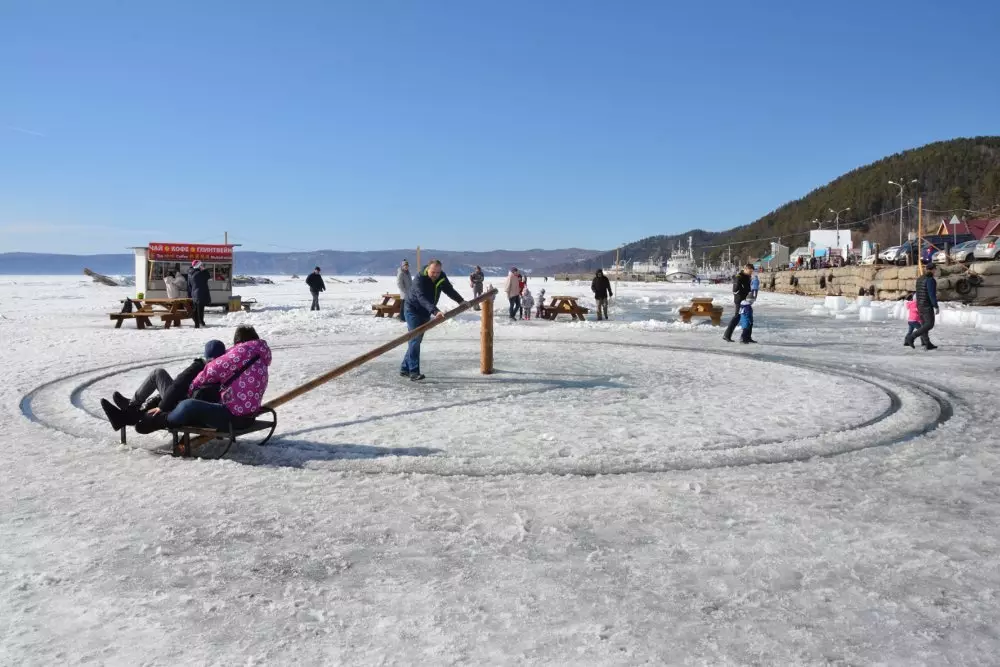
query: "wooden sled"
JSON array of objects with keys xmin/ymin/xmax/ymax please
[{"xmin": 118, "ymin": 407, "xmax": 278, "ymax": 460}]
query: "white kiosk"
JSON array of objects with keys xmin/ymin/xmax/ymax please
[{"xmin": 132, "ymin": 242, "xmax": 235, "ymax": 306}]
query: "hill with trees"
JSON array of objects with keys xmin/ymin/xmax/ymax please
[{"xmin": 539, "ymin": 136, "xmax": 1000, "ymax": 274}]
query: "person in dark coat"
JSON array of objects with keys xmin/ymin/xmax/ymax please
[
  {"xmin": 99, "ymin": 340, "xmax": 227, "ymax": 430},
  {"xmin": 400, "ymin": 260, "xmax": 465, "ymax": 381},
  {"xmin": 591, "ymin": 269, "xmax": 613, "ymax": 320},
  {"xmin": 306, "ymin": 266, "xmax": 326, "ymax": 311},
  {"xmin": 723, "ymin": 264, "xmax": 755, "ymax": 342},
  {"xmin": 905, "ymin": 265, "xmax": 940, "ymax": 350},
  {"xmin": 187, "ymin": 261, "xmax": 211, "ymax": 328}
]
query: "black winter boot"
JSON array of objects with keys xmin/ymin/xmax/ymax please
[
  {"xmin": 112, "ymin": 391, "xmax": 145, "ymax": 426},
  {"xmin": 112, "ymin": 391, "xmax": 131, "ymax": 411},
  {"xmin": 100, "ymin": 399, "xmax": 127, "ymax": 431}
]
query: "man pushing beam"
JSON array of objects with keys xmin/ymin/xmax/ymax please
[{"xmin": 400, "ymin": 258, "xmax": 467, "ymax": 381}]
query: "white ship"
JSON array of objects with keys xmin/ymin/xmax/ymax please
[{"xmin": 664, "ymin": 236, "xmax": 698, "ymax": 282}]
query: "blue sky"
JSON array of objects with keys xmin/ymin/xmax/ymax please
[{"xmin": 2, "ymin": 0, "xmax": 998, "ymax": 254}]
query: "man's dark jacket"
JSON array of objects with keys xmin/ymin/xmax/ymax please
[
  {"xmin": 915, "ymin": 274, "xmax": 938, "ymax": 310},
  {"xmin": 591, "ymin": 274, "xmax": 613, "ymax": 299},
  {"xmin": 187, "ymin": 268, "xmax": 211, "ymax": 304},
  {"xmin": 732, "ymin": 272, "xmax": 751, "ymax": 305},
  {"xmin": 306, "ymin": 273, "xmax": 326, "ymax": 293},
  {"xmin": 406, "ymin": 269, "xmax": 464, "ymax": 318}
]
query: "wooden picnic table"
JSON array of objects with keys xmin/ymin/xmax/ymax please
[
  {"xmin": 111, "ymin": 297, "xmax": 194, "ymax": 329},
  {"xmin": 679, "ymin": 297, "xmax": 724, "ymax": 326},
  {"xmin": 372, "ymin": 293, "xmax": 403, "ymax": 318},
  {"xmin": 539, "ymin": 295, "xmax": 589, "ymax": 321}
]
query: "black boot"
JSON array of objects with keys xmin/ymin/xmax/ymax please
[
  {"xmin": 112, "ymin": 391, "xmax": 144, "ymax": 426},
  {"xmin": 100, "ymin": 399, "xmax": 127, "ymax": 431},
  {"xmin": 135, "ymin": 412, "xmax": 169, "ymax": 434},
  {"xmin": 112, "ymin": 391, "xmax": 131, "ymax": 411}
]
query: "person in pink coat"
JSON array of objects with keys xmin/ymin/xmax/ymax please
[{"xmin": 136, "ymin": 325, "xmax": 272, "ymax": 433}]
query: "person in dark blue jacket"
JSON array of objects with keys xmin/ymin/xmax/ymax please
[
  {"xmin": 400, "ymin": 260, "xmax": 466, "ymax": 381},
  {"xmin": 186, "ymin": 261, "xmax": 212, "ymax": 328},
  {"xmin": 905, "ymin": 265, "xmax": 940, "ymax": 350}
]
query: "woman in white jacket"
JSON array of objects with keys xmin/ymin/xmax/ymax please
[{"xmin": 164, "ymin": 271, "xmax": 187, "ymax": 299}]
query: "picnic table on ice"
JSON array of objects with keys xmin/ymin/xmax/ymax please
[
  {"xmin": 110, "ymin": 297, "xmax": 194, "ymax": 329},
  {"xmin": 372, "ymin": 293, "xmax": 403, "ymax": 318},
  {"xmin": 679, "ymin": 297, "xmax": 724, "ymax": 326},
  {"xmin": 539, "ymin": 295, "xmax": 589, "ymax": 321}
]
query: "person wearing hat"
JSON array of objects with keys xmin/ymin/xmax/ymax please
[
  {"xmin": 186, "ymin": 259, "xmax": 212, "ymax": 328},
  {"xmin": 396, "ymin": 260, "xmax": 412, "ymax": 322},
  {"xmin": 591, "ymin": 269, "xmax": 613, "ymax": 321},
  {"xmin": 99, "ymin": 340, "xmax": 228, "ymax": 431},
  {"xmin": 905, "ymin": 264, "xmax": 940, "ymax": 350},
  {"xmin": 306, "ymin": 266, "xmax": 326, "ymax": 311}
]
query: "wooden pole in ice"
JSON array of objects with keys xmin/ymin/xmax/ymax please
[{"xmin": 480, "ymin": 294, "xmax": 494, "ymax": 375}]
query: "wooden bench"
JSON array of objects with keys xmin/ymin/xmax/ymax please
[
  {"xmin": 109, "ymin": 312, "xmax": 153, "ymax": 329},
  {"xmin": 117, "ymin": 407, "xmax": 278, "ymax": 459},
  {"xmin": 539, "ymin": 296, "xmax": 589, "ymax": 321},
  {"xmin": 679, "ymin": 298, "xmax": 724, "ymax": 326},
  {"xmin": 372, "ymin": 293, "xmax": 403, "ymax": 318}
]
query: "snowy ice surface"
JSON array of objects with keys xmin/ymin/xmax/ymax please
[{"xmin": 2, "ymin": 275, "xmax": 1000, "ymax": 665}]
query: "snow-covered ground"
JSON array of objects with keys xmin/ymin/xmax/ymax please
[{"xmin": 2, "ymin": 275, "xmax": 1000, "ymax": 665}]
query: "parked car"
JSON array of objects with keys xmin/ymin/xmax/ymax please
[
  {"xmin": 947, "ymin": 239, "xmax": 980, "ymax": 263},
  {"xmin": 879, "ymin": 246, "xmax": 902, "ymax": 262},
  {"xmin": 974, "ymin": 235, "xmax": 1000, "ymax": 261},
  {"xmin": 895, "ymin": 234, "xmax": 975, "ymax": 265}
]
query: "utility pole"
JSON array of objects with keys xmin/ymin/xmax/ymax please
[{"xmin": 889, "ymin": 179, "xmax": 918, "ymax": 246}]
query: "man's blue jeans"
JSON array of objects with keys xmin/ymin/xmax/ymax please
[{"xmin": 401, "ymin": 309, "xmax": 430, "ymax": 375}]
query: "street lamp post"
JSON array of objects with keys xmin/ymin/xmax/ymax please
[
  {"xmin": 829, "ymin": 207, "xmax": 851, "ymax": 257},
  {"xmin": 888, "ymin": 179, "xmax": 918, "ymax": 246}
]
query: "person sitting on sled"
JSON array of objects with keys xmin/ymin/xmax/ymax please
[
  {"xmin": 102, "ymin": 326, "xmax": 272, "ymax": 434},
  {"xmin": 100, "ymin": 339, "xmax": 227, "ymax": 430}
]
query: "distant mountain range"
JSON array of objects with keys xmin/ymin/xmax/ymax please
[{"xmin": 0, "ymin": 248, "xmax": 600, "ymax": 277}]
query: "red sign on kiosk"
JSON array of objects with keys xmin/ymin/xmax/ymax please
[{"xmin": 148, "ymin": 243, "xmax": 233, "ymax": 262}]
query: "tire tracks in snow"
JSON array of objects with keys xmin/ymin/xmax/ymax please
[{"xmin": 18, "ymin": 338, "xmax": 959, "ymax": 475}]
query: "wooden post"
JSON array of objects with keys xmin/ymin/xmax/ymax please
[
  {"xmin": 917, "ymin": 197, "xmax": 923, "ymax": 269},
  {"xmin": 416, "ymin": 246, "xmax": 421, "ymax": 270},
  {"xmin": 480, "ymin": 296, "xmax": 494, "ymax": 375}
]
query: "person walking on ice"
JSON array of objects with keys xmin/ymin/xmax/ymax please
[
  {"xmin": 591, "ymin": 269, "xmax": 613, "ymax": 320},
  {"xmin": 738, "ymin": 297, "xmax": 755, "ymax": 344},
  {"xmin": 399, "ymin": 259, "xmax": 466, "ymax": 381},
  {"xmin": 536, "ymin": 288, "xmax": 546, "ymax": 318},
  {"xmin": 503, "ymin": 267, "xmax": 522, "ymax": 321},
  {"xmin": 306, "ymin": 266, "xmax": 326, "ymax": 311},
  {"xmin": 905, "ymin": 265, "xmax": 939, "ymax": 350},
  {"xmin": 396, "ymin": 260, "xmax": 412, "ymax": 322},
  {"xmin": 724, "ymin": 264, "xmax": 754, "ymax": 342},
  {"xmin": 905, "ymin": 294, "xmax": 921, "ymax": 340},
  {"xmin": 750, "ymin": 270, "xmax": 760, "ymax": 299},
  {"xmin": 470, "ymin": 265, "xmax": 485, "ymax": 311}
]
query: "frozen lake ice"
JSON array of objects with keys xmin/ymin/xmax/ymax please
[{"xmin": 2, "ymin": 274, "xmax": 1000, "ymax": 664}]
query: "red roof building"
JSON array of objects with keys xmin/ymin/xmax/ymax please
[{"xmin": 935, "ymin": 217, "xmax": 1000, "ymax": 240}]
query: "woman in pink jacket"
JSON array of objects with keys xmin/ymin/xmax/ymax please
[{"xmin": 136, "ymin": 325, "xmax": 272, "ymax": 433}]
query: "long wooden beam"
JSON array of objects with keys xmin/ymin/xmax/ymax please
[
  {"xmin": 186, "ymin": 287, "xmax": 500, "ymax": 453},
  {"xmin": 263, "ymin": 287, "xmax": 498, "ymax": 410}
]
